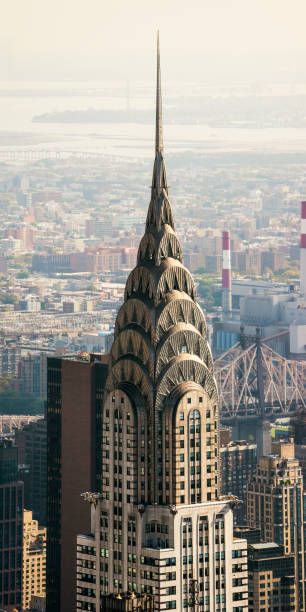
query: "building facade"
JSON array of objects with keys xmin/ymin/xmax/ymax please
[
  {"xmin": 220, "ymin": 440, "xmax": 257, "ymax": 525},
  {"xmin": 77, "ymin": 494, "xmax": 248, "ymax": 611},
  {"xmin": 0, "ymin": 439, "xmax": 23, "ymax": 611},
  {"xmin": 23, "ymin": 509, "xmax": 46, "ymax": 610},
  {"xmin": 247, "ymin": 442, "xmax": 306, "ymax": 610},
  {"xmin": 0, "ymin": 340, "xmax": 21, "ymax": 377},
  {"xmin": 76, "ymin": 38, "xmax": 248, "ymax": 612},
  {"xmin": 46, "ymin": 354, "xmax": 108, "ymax": 612},
  {"xmin": 18, "ymin": 353, "xmax": 48, "ymax": 400},
  {"xmin": 248, "ymin": 542, "xmax": 296, "ymax": 612},
  {"xmin": 15, "ymin": 418, "xmax": 47, "ymax": 526}
]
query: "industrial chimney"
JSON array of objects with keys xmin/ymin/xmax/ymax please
[
  {"xmin": 300, "ymin": 201, "xmax": 306, "ymax": 297},
  {"xmin": 222, "ymin": 230, "xmax": 232, "ymax": 315}
]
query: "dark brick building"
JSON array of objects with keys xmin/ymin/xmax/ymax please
[{"xmin": 46, "ymin": 353, "xmax": 108, "ymax": 612}]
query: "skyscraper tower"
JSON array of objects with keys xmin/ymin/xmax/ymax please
[
  {"xmin": 76, "ymin": 36, "xmax": 248, "ymax": 612},
  {"xmin": 106, "ymin": 32, "xmax": 219, "ymax": 508}
]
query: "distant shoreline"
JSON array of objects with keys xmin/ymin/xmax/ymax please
[{"xmin": 32, "ymin": 98, "xmax": 306, "ymax": 128}]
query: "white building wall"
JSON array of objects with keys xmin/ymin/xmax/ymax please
[{"xmin": 290, "ymin": 323, "xmax": 306, "ymax": 355}]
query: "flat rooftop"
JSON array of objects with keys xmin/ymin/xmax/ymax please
[{"xmin": 251, "ymin": 542, "xmax": 279, "ymax": 550}]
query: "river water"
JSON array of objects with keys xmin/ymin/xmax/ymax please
[{"xmin": 1, "ymin": 81, "xmax": 306, "ymax": 158}]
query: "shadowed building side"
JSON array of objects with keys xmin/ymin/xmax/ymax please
[{"xmin": 46, "ymin": 354, "xmax": 108, "ymax": 612}]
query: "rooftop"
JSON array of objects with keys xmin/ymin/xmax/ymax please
[{"xmin": 251, "ymin": 542, "xmax": 279, "ymax": 550}]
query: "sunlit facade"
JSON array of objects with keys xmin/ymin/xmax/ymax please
[
  {"xmin": 23, "ymin": 509, "xmax": 46, "ymax": 610},
  {"xmin": 247, "ymin": 442, "xmax": 306, "ymax": 611}
]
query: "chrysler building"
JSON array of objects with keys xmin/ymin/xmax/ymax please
[{"xmin": 76, "ymin": 36, "xmax": 248, "ymax": 612}]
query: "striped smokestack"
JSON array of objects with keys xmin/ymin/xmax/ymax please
[
  {"xmin": 300, "ymin": 201, "xmax": 306, "ymax": 297},
  {"xmin": 222, "ymin": 230, "xmax": 232, "ymax": 314}
]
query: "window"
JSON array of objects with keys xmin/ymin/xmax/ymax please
[
  {"xmin": 166, "ymin": 586, "xmax": 176, "ymax": 595},
  {"xmin": 165, "ymin": 557, "xmax": 176, "ymax": 566},
  {"xmin": 232, "ymin": 550, "xmax": 242, "ymax": 559},
  {"xmin": 215, "ymin": 551, "xmax": 225, "ymax": 560},
  {"xmin": 233, "ymin": 593, "xmax": 243, "ymax": 601}
]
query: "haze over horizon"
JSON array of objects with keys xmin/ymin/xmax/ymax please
[{"xmin": 2, "ymin": 0, "xmax": 306, "ymax": 85}]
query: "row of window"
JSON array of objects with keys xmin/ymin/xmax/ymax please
[
  {"xmin": 145, "ymin": 522, "xmax": 169, "ymax": 534},
  {"xmin": 77, "ymin": 545, "xmax": 96, "ymax": 556}
]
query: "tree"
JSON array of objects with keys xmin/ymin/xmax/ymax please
[
  {"xmin": 0, "ymin": 292, "xmax": 17, "ymax": 304},
  {"xmin": 16, "ymin": 271, "xmax": 29, "ymax": 279}
]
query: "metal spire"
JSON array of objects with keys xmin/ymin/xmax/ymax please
[
  {"xmin": 152, "ymin": 31, "xmax": 167, "ymax": 193},
  {"xmin": 155, "ymin": 31, "xmax": 163, "ymax": 154}
]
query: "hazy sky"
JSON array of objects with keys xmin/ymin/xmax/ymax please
[{"xmin": 2, "ymin": 0, "xmax": 306, "ymax": 83}]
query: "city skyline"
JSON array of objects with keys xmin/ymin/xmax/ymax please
[{"xmin": 1, "ymin": 7, "xmax": 306, "ymax": 612}]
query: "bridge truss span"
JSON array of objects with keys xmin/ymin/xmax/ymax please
[
  {"xmin": 214, "ymin": 336, "xmax": 306, "ymax": 420},
  {"xmin": 0, "ymin": 415, "xmax": 42, "ymax": 434}
]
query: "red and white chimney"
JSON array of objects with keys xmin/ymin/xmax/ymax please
[
  {"xmin": 222, "ymin": 230, "xmax": 232, "ymax": 314},
  {"xmin": 300, "ymin": 201, "xmax": 306, "ymax": 297}
]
